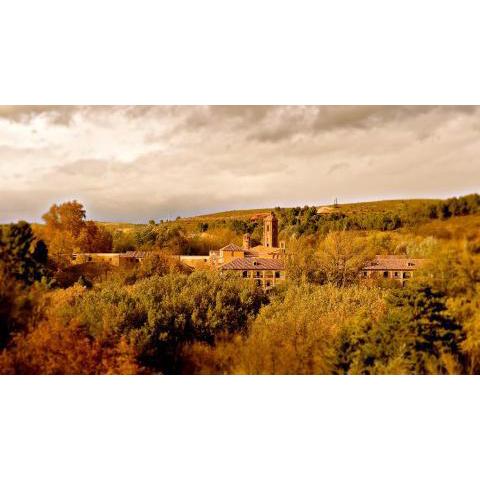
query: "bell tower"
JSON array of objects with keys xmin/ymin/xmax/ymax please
[
  {"xmin": 243, "ymin": 233, "xmax": 252, "ymax": 250},
  {"xmin": 263, "ymin": 212, "xmax": 278, "ymax": 248}
]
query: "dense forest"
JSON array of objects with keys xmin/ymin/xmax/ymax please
[{"xmin": 1, "ymin": 194, "xmax": 480, "ymax": 374}]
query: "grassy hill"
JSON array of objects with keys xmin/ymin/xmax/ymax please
[
  {"xmin": 335, "ymin": 198, "xmax": 439, "ymax": 215},
  {"xmin": 180, "ymin": 199, "xmax": 439, "ymax": 222},
  {"xmin": 411, "ymin": 212, "xmax": 480, "ymax": 240}
]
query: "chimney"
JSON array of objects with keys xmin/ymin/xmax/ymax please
[{"xmin": 243, "ymin": 233, "xmax": 252, "ymax": 250}]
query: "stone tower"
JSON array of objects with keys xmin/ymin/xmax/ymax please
[
  {"xmin": 243, "ymin": 233, "xmax": 252, "ymax": 250},
  {"xmin": 263, "ymin": 212, "xmax": 278, "ymax": 248}
]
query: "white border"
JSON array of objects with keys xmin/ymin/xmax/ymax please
[
  {"xmin": 1, "ymin": 376, "xmax": 479, "ymax": 480},
  {"xmin": 1, "ymin": 1, "xmax": 480, "ymax": 104},
  {"xmin": 1, "ymin": 1, "xmax": 480, "ymax": 479}
]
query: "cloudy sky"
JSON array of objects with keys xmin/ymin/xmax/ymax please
[{"xmin": 0, "ymin": 105, "xmax": 479, "ymax": 223}]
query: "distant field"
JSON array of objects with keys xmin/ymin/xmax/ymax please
[
  {"xmin": 337, "ymin": 198, "xmax": 439, "ymax": 215},
  {"xmin": 181, "ymin": 208, "xmax": 271, "ymax": 222}
]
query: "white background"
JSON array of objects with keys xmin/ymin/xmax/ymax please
[{"xmin": 1, "ymin": 1, "xmax": 480, "ymax": 479}]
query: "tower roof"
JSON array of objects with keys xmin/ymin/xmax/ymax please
[{"xmin": 363, "ymin": 255, "xmax": 426, "ymax": 271}]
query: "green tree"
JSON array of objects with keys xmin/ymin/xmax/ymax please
[
  {"xmin": 390, "ymin": 286, "xmax": 463, "ymax": 373},
  {"xmin": 337, "ymin": 284, "xmax": 464, "ymax": 374},
  {"xmin": 0, "ymin": 221, "xmax": 51, "ymax": 285},
  {"xmin": 56, "ymin": 272, "xmax": 268, "ymax": 373}
]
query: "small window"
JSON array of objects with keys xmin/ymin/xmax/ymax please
[
  {"xmin": 363, "ymin": 271, "xmax": 368, "ymax": 277},
  {"xmin": 383, "ymin": 271, "xmax": 389, "ymax": 278},
  {"xmin": 394, "ymin": 271, "xmax": 400, "ymax": 277},
  {"xmin": 242, "ymin": 271, "xmax": 248, "ymax": 278},
  {"xmin": 275, "ymin": 271, "xmax": 280, "ymax": 278}
]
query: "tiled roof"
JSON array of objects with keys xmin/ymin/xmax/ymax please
[
  {"xmin": 363, "ymin": 255, "xmax": 426, "ymax": 271},
  {"xmin": 220, "ymin": 257, "xmax": 285, "ymax": 271},
  {"xmin": 220, "ymin": 243, "xmax": 245, "ymax": 252},
  {"xmin": 122, "ymin": 251, "xmax": 148, "ymax": 258}
]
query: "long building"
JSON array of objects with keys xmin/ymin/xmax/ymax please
[
  {"xmin": 220, "ymin": 257, "xmax": 285, "ymax": 290},
  {"xmin": 361, "ymin": 255, "xmax": 426, "ymax": 286}
]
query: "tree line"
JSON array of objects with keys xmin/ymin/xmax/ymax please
[
  {"xmin": 2, "ymin": 216, "xmax": 480, "ymax": 374},
  {"xmin": 1, "ymin": 197, "xmax": 480, "ymax": 374}
]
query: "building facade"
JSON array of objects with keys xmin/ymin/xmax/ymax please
[
  {"xmin": 71, "ymin": 251, "xmax": 146, "ymax": 267},
  {"xmin": 361, "ymin": 255, "xmax": 425, "ymax": 286},
  {"xmin": 220, "ymin": 257, "xmax": 285, "ymax": 290}
]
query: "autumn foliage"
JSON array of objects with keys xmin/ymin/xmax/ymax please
[
  {"xmin": 2, "ymin": 197, "xmax": 480, "ymax": 374},
  {"xmin": 42, "ymin": 200, "xmax": 112, "ymax": 254},
  {"xmin": 0, "ymin": 318, "xmax": 139, "ymax": 374}
]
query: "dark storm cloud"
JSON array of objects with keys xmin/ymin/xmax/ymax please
[{"xmin": 248, "ymin": 106, "xmax": 480, "ymax": 143}]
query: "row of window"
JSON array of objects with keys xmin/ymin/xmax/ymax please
[
  {"xmin": 242, "ymin": 270, "xmax": 282, "ymax": 279},
  {"xmin": 362, "ymin": 270, "xmax": 412, "ymax": 279}
]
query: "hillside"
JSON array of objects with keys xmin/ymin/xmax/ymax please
[
  {"xmin": 5, "ymin": 194, "xmax": 480, "ymax": 253},
  {"xmin": 181, "ymin": 199, "xmax": 439, "ymax": 223},
  {"xmin": 411, "ymin": 212, "xmax": 480, "ymax": 240}
]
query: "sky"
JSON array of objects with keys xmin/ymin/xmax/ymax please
[{"xmin": 0, "ymin": 105, "xmax": 479, "ymax": 223}]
